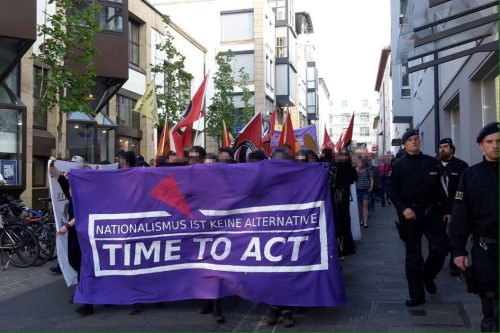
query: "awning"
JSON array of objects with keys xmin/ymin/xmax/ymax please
[
  {"xmin": 66, "ymin": 111, "xmax": 97, "ymax": 124},
  {"xmin": 396, "ymin": 0, "xmax": 498, "ymax": 72}
]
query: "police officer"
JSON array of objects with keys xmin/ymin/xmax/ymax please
[
  {"xmin": 450, "ymin": 122, "xmax": 499, "ymax": 332},
  {"xmin": 436, "ymin": 138, "xmax": 469, "ymax": 276},
  {"xmin": 388, "ymin": 129, "xmax": 449, "ymax": 307}
]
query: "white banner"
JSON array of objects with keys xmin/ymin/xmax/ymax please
[{"xmin": 48, "ymin": 160, "xmax": 118, "ymax": 286}]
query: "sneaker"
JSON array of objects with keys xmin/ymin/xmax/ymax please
[
  {"xmin": 265, "ymin": 307, "xmax": 281, "ymax": 326},
  {"xmin": 213, "ymin": 312, "xmax": 226, "ymax": 324},
  {"xmin": 49, "ymin": 265, "xmax": 62, "ymax": 274},
  {"xmin": 281, "ymin": 310, "xmax": 295, "ymax": 327}
]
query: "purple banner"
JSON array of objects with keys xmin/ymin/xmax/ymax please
[
  {"xmin": 272, "ymin": 124, "xmax": 318, "ymax": 151},
  {"xmin": 69, "ymin": 160, "xmax": 346, "ymax": 306}
]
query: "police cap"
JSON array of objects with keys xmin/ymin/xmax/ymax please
[
  {"xmin": 438, "ymin": 137, "xmax": 455, "ymax": 150},
  {"xmin": 476, "ymin": 122, "xmax": 499, "ymax": 143},
  {"xmin": 401, "ymin": 129, "xmax": 419, "ymax": 145}
]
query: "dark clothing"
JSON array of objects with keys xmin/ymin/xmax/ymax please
[
  {"xmin": 388, "ymin": 152, "xmax": 448, "ymax": 214},
  {"xmin": 450, "ymin": 159, "xmax": 499, "ymax": 257},
  {"xmin": 329, "ymin": 161, "xmax": 357, "ymax": 256},
  {"xmin": 57, "ymin": 175, "xmax": 81, "ymax": 273},
  {"xmin": 388, "ymin": 151, "xmax": 449, "ymax": 300},
  {"xmin": 437, "ymin": 156, "xmax": 469, "ymax": 212},
  {"xmin": 438, "ymin": 156, "xmax": 468, "ymax": 273},
  {"xmin": 450, "ymin": 159, "xmax": 499, "ymax": 332}
]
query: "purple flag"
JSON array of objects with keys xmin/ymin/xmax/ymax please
[
  {"xmin": 69, "ymin": 160, "xmax": 346, "ymax": 306},
  {"xmin": 272, "ymin": 124, "xmax": 318, "ymax": 151}
]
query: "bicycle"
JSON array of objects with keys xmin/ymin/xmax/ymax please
[{"xmin": 0, "ymin": 204, "xmax": 40, "ymax": 269}]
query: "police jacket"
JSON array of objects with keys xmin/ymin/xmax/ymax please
[
  {"xmin": 388, "ymin": 151, "xmax": 447, "ymax": 215},
  {"xmin": 449, "ymin": 158, "xmax": 499, "ymax": 257},
  {"xmin": 437, "ymin": 156, "xmax": 469, "ymax": 211}
]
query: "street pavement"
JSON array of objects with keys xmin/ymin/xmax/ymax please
[{"xmin": 0, "ymin": 203, "xmax": 483, "ymax": 332}]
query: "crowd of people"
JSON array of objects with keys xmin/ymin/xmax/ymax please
[{"xmin": 45, "ymin": 121, "xmax": 498, "ymax": 331}]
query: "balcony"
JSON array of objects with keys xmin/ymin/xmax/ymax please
[{"xmin": 0, "ymin": 0, "xmax": 36, "ymax": 84}]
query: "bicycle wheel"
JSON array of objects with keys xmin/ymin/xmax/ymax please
[
  {"xmin": 30, "ymin": 222, "xmax": 56, "ymax": 266},
  {"xmin": 0, "ymin": 224, "xmax": 40, "ymax": 267}
]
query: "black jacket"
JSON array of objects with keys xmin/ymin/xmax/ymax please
[
  {"xmin": 449, "ymin": 159, "xmax": 499, "ymax": 257},
  {"xmin": 388, "ymin": 151, "xmax": 447, "ymax": 215},
  {"xmin": 437, "ymin": 156, "xmax": 469, "ymax": 212}
]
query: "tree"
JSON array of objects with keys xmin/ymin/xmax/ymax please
[
  {"xmin": 151, "ymin": 15, "xmax": 193, "ymax": 126},
  {"xmin": 33, "ymin": 0, "xmax": 100, "ymax": 158},
  {"xmin": 237, "ymin": 67, "xmax": 254, "ymax": 127},
  {"xmin": 206, "ymin": 51, "xmax": 236, "ymax": 146}
]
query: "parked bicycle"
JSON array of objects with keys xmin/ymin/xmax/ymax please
[{"xmin": 0, "ymin": 204, "xmax": 40, "ymax": 269}]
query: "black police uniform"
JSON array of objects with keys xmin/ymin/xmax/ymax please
[
  {"xmin": 437, "ymin": 155, "xmax": 468, "ymax": 274},
  {"xmin": 450, "ymin": 158, "xmax": 499, "ymax": 332},
  {"xmin": 388, "ymin": 151, "xmax": 449, "ymax": 304}
]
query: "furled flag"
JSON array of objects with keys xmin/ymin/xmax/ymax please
[
  {"xmin": 334, "ymin": 133, "xmax": 343, "ymax": 153},
  {"xmin": 322, "ymin": 126, "xmax": 335, "ymax": 151},
  {"xmin": 172, "ymin": 75, "xmax": 208, "ymax": 155},
  {"xmin": 233, "ymin": 112, "xmax": 263, "ymax": 162},
  {"xmin": 156, "ymin": 120, "xmax": 170, "ymax": 162},
  {"xmin": 340, "ymin": 113, "xmax": 355, "ymax": 151},
  {"xmin": 262, "ymin": 106, "xmax": 277, "ymax": 157},
  {"xmin": 222, "ymin": 119, "xmax": 232, "ymax": 148},
  {"xmin": 277, "ymin": 110, "xmax": 296, "ymax": 156},
  {"xmin": 133, "ymin": 80, "xmax": 158, "ymax": 124}
]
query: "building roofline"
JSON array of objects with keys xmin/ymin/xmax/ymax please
[
  {"xmin": 141, "ymin": 0, "xmax": 207, "ymax": 53},
  {"xmin": 374, "ymin": 45, "xmax": 391, "ymax": 92}
]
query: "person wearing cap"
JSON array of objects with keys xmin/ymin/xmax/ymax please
[
  {"xmin": 449, "ymin": 122, "xmax": 499, "ymax": 332},
  {"xmin": 436, "ymin": 138, "xmax": 469, "ymax": 277},
  {"xmin": 388, "ymin": 129, "xmax": 449, "ymax": 307}
]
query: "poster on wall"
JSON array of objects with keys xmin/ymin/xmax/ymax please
[{"xmin": 0, "ymin": 160, "xmax": 18, "ymax": 185}]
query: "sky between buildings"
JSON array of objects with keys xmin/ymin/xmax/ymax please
[{"xmin": 295, "ymin": 0, "xmax": 391, "ymax": 105}]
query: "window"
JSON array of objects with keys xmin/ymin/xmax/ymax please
[
  {"xmin": 450, "ymin": 105, "xmax": 460, "ymax": 155},
  {"xmin": 270, "ymin": 0, "xmax": 286, "ymax": 21},
  {"xmin": 129, "ymin": 20, "xmax": 140, "ymax": 66},
  {"xmin": 32, "ymin": 156, "xmax": 47, "ymax": 188},
  {"xmin": 360, "ymin": 127, "xmax": 370, "ymax": 136},
  {"xmin": 119, "ymin": 136, "xmax": 140, "ymax": 153},
  {"xmin": 276, "ymin": 27, "xmax": 287, "ymax": 58},
  {"xmin": 342, "ymin": 113, "xmax": 350, "ymax": 122},
  {"xmin": 0, "ymin": 109, "xmax": 23, "ymax": 186},
  {"xmin": 401, "ymin": 63, "xmax": 411, "ymax": 98},
  {"xmin": 328, "ymin": 114, "xmax": 333, "ymax": 123},
  {"xmin": 117, "ymin": 95, "xmax": 139, "ymax": 129},
  {"xmin": 362, "ymin": 99, "xmax": 369, "ymax": 107},
  {"xmin": 66, "ymin": 123, "xmax": 95, "ymax": 163},
  {"xmin": 359, "ymin": 113, "xmax": 369, "ymax": 123},
  {"xmin": 33, "ymin": 66, "xmax": 48, "ymax": 128},
  {"xmin": 232, "ymin": 53, "xmax": 254, "ymax": 81},
  {"xmin": 307, "ymin": 66, "xmax": 316, "ymax": 89},
  {"xmin": 99, "ymin": 4, "xmax": 124, "ymax": 32},
  {"xmin": 481, "ymin": 76, "xmax": 499, "ymax": 125},
  {"xmin": 221, "ymin": 11, "xmax": 254, "ymax": 42},
  {"xmin": 341, "ymin": 100, "xmax": 348, "ymax": 108}
]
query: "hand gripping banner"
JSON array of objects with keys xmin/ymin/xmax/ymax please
[{"xmin": 69, "ymin": 160, "xmax": 346, "ymax": 307}]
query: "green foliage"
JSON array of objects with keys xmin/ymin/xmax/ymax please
[
  {"xmin": 151, "ymin": 15, "xmax": 193, "ymax": 124},
  {"xmin": 206, "ymin": 51, "xmax": 235, "ymax": 145},
  {"xmin": 237, "ymin": 67, "xmax": 254, "ymax": 127},
  {"xmin": 33, "ymin": 0, "xmax": 100, "ymax": 115}
]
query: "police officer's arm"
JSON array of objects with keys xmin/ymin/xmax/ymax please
[
  {"xmin": 449, "ymin": 172, "xmax": 470, "ymax": 268},
  {"xmin": 387, "ymin": 162, "xmax": 409, "ymax": 213}
]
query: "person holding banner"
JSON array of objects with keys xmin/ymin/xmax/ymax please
[{"xmin": 50, "ymin": 158, "xmax": 94, "ymax": 316}]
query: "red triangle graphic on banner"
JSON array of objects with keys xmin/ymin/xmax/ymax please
[{"xmin": 149, "ymin": 174, "xmax": 193, "ymax": 218}]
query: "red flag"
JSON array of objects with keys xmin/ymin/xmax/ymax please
[
  {"xmin": 321, "ymin": 126, "xmax": 335, "ymax": 151},
  {"xmin": 262, "ymin": 106, "xmax": 277, "ymax": 157},
  {"xmin": 277, "ymin": 111, "xmax": 296, "ymax": 155},
  {"xmin": 233, "ymin": 112, "xmax": 263, "ymax": 162},
  {"xmin": 341, "ymin": 113, "xmax": 355, "ymax": 151},
  {"xmin": 172, "ymin": 75, "xmax": 208, "ymax": 155},
  {"xmin": 222, "ymin": 119, "xmax": 231, "ymax": 147},
  {"xmin": 156, "ymin": 120, "xmax": 170, "ymax": 160},
  {"xmin": 334, "ymin": 133, "xmax": 343, "ymax": 153}
]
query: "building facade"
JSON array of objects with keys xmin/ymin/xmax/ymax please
[
  {"xmin": 150, "ymin": 0, "xmax": 320, "ymax": 149},
  {"xmin": 391, "ymin": 0, "xmax": 498, "ymax": 162},
  {"xmin": 0, "ymin": 0, "xmax": 206, "ymax": 207}
]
